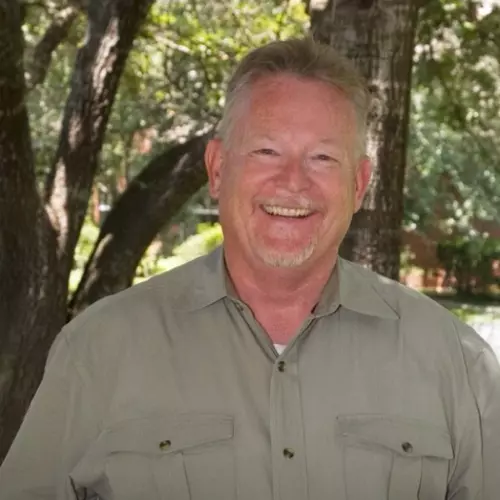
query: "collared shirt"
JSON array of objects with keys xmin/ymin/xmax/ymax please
[{"xmin": 1, "ymin": 247, "xmax": 500, "ymax": 500}]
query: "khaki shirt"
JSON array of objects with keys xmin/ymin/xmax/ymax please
[{"xmin": 1, "ymin": 247, "xmax": 500, "ymax": 500}]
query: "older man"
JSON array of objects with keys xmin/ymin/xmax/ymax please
[{"xmin": 1, "ymin": 38, "xmax": 499, "ymax": 500}]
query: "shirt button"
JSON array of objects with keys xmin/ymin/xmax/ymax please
[
  {"xmin": 159, "ymin": 440, "xmax": 172, "ymax": 450},
  {"xmin": 283, "ymin": 448, "xmax": 295, "ymax": 459},
  {"xmin": 401, "ymin": 442, "xmax": 413, "ymax": 454},
  {"xmin": 277, "ymin": 361, "xmax": 286, "ymax": 372}
]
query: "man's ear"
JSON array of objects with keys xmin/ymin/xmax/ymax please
[
  {"xmin": 354, "ymin": 156, "xmax": 372, "ymax": 212},
  {"xmin": 205, "ymin": 138, "xmax": 224, "ymax": 199}
]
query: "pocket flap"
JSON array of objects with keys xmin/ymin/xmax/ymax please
[
  {"xmin": 336, "ymin": 414, "xmax": 453, "ymax": 459},
  {"xmin": 101, "ymin": 413, "xmax": 234, "ymax": 456}
]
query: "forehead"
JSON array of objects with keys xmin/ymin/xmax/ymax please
[{"xmin": 235, "ymin": 74, "xmax": 357, "ymax": 141}]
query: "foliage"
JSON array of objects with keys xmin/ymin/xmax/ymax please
[
  {"xmin": 168, "ymin": 222, "xmax": 223, "ymax": 263},
  {"xmin": 141, "ymin": 0, "xmax": 308, "ymax": 130},
  {"xmin": 407, "ymin": 0, "xmax": 500, "ymax": 234},
  {"xmin": 437, "ymin": 234, "xmax": 500, "ymax": 294},
  {"xmin": 72, "ymin": 217, "xmax": 100, "ymax": 269},
  {"xmin": 135, "ymin": 223, "xmax": 224, "ymax": 280},
  {"xmin": 69, "ymin": 218, "xmax": 100, "ymax": 293},
  {"xmin": 451, "ymin": 305, "xmax": 480, "ymax": 323}
]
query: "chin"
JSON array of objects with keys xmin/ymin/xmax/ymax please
[{"xmin": 256, "ymin": 243, "xmax": 316, "ymax": 268}]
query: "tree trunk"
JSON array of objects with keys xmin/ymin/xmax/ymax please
[
  {"xmin": 307, "ymin": 0, "xmax": 419, "ymax": 279},
  {"xmin": 69, "ymin": 132, "xmax": 211, "ymax": 317},
  {"xmin": 0, "ymin": 0, "xmax": 63, "ymax": 464},
  {"xmin": 0, "ymin": 0, "xmax": 153, "ymax": 463}
]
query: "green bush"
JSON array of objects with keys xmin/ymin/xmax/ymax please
[
  {"xmin": 437, "ymin": 235, "xmax": 500, "ymax": 295},
  {"xmin": 136, "ymin": 223, "xmax": 224, "ymax": 281}
]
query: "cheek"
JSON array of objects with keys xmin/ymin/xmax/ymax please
[
  {"xmin": 321, "ymin": 176, "xmax": 356, "ymax": 212},
  {"xmin": 218, "ymin": 171, "xmax": 255, "ymax": 217},
  {"xmin": 235, "ymin": 168, "xmax": 272, "ymax": 202}
]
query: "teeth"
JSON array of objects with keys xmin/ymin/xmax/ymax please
[{"xmin": 262, "ymin": 205, "xmax": 312, "ymax": 217}]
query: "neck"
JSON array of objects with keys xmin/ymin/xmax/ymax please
[
  {"xmin": 223, "ymin": 246, "xmax": 338, "ymax": 342},
  {"xmin": 228, "ymin": 256, "xmax": 334, "ymax": 302}
]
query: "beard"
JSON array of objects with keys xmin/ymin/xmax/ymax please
[{"xmin": 256, "ymin": 237, "xmax": 318, "ymax": 268}]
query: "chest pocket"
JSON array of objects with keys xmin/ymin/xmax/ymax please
[
  {"xmin": 336, "ymin": 414, "xmax": 453, "ymax": 500},
  {"xmin": 70, "ymin": 413, "xmax": 235, "ymax": 500}
]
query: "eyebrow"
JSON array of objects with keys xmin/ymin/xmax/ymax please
[
  {"xmin": 316, "ymin": 139, "xmax": 341, "ymax": 147},
  {"xmin": 243, "ymin": 134, "xmax": 344, "ymax": 154},
  {"xmin": 248, "ymin": 135, "xmax": 340, "ymax": 145}
]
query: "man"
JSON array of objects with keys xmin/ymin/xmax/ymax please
[{"xmin": 1, "ymin": 37, "xmax": 499, "ymax": 500}]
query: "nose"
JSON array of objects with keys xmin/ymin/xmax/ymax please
[{"xmin": 276, "ymin": 157, "xmax": 311, "ymax": 193}]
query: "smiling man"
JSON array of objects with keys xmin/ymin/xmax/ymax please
[
  {"xmin": 1, "ymin": 38, "xmax": 500, "ymax": 500},
  {"xmin": 204, "ymin": 64, "xmax": 371, "ymax": 348}
]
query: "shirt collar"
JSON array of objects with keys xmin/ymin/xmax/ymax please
[
  {"xmin": 182, "ymin": 246, "xmax": 228, "ymax": 310},
  {"xmin": 314, "ymin": 257, "xmax": 399, "ymax": 320},
  {"xmin": 183, "ymin": 246, "xmax": 399, "ymax": 321}
]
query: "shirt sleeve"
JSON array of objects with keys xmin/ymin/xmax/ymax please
[
  {"xmin": 447, "ymin": 325, "xmax": 500, "ymax": 500},
  {"xmin": 0, "ymin": 332, "xmax": 99, "ymax": 500}
]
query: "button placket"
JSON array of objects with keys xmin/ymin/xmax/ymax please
[{"xmin": 270, "ymin": 344, "xmax": 308, "ymax": 500}]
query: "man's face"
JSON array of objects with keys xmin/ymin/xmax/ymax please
[{"xmin": 205, "ymin": 74, "xmax": 371, "ymax": 270}]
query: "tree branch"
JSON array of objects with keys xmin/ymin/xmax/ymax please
[
  {"xmin": 25, "ymin": 5, "xmax": 79, "ymax": 90},
  {"xmin": 43, "ymin": 0, "xmax": 154, "ymax": 279},
  {"xmin": 68, "ymin": 131, "xmax": 212, "ymax": 316}
]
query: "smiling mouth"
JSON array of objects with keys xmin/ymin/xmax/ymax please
[{"xmin": 261, "ymin": 205, "xmax": 314, "ymax": 218}]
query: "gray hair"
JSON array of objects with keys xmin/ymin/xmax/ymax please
[{"xmin": 218, "ymin": 37, "xmax": 370, "ymax": 155}]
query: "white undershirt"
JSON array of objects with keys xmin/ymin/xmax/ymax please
[{"xmin": 274, "ymin": 344, "xmax": 286, "ymax": 355}]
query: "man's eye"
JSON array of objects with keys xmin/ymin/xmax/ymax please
[
  {"xmin": 255, "ymin": 148, "xmax": 278, "ymax": 156},
  {"xmin": 313, "ymin": 153, "xmax": 334, "ymax": 162}
]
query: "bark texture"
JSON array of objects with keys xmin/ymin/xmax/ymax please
[
  {"xmin": 0, "ymin": 0, "xmax": 61, "ymax": 465},
  {"xmin": 69, "ymin": 132, "xmax": 212, "ymax": 317},
  {"xmin": 308, "ymin": 0, "xmax": 419, "ymax": 279},
  {"xmin": 0, "ymin": 0, "xmax": 153, "ymax": 463}
]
